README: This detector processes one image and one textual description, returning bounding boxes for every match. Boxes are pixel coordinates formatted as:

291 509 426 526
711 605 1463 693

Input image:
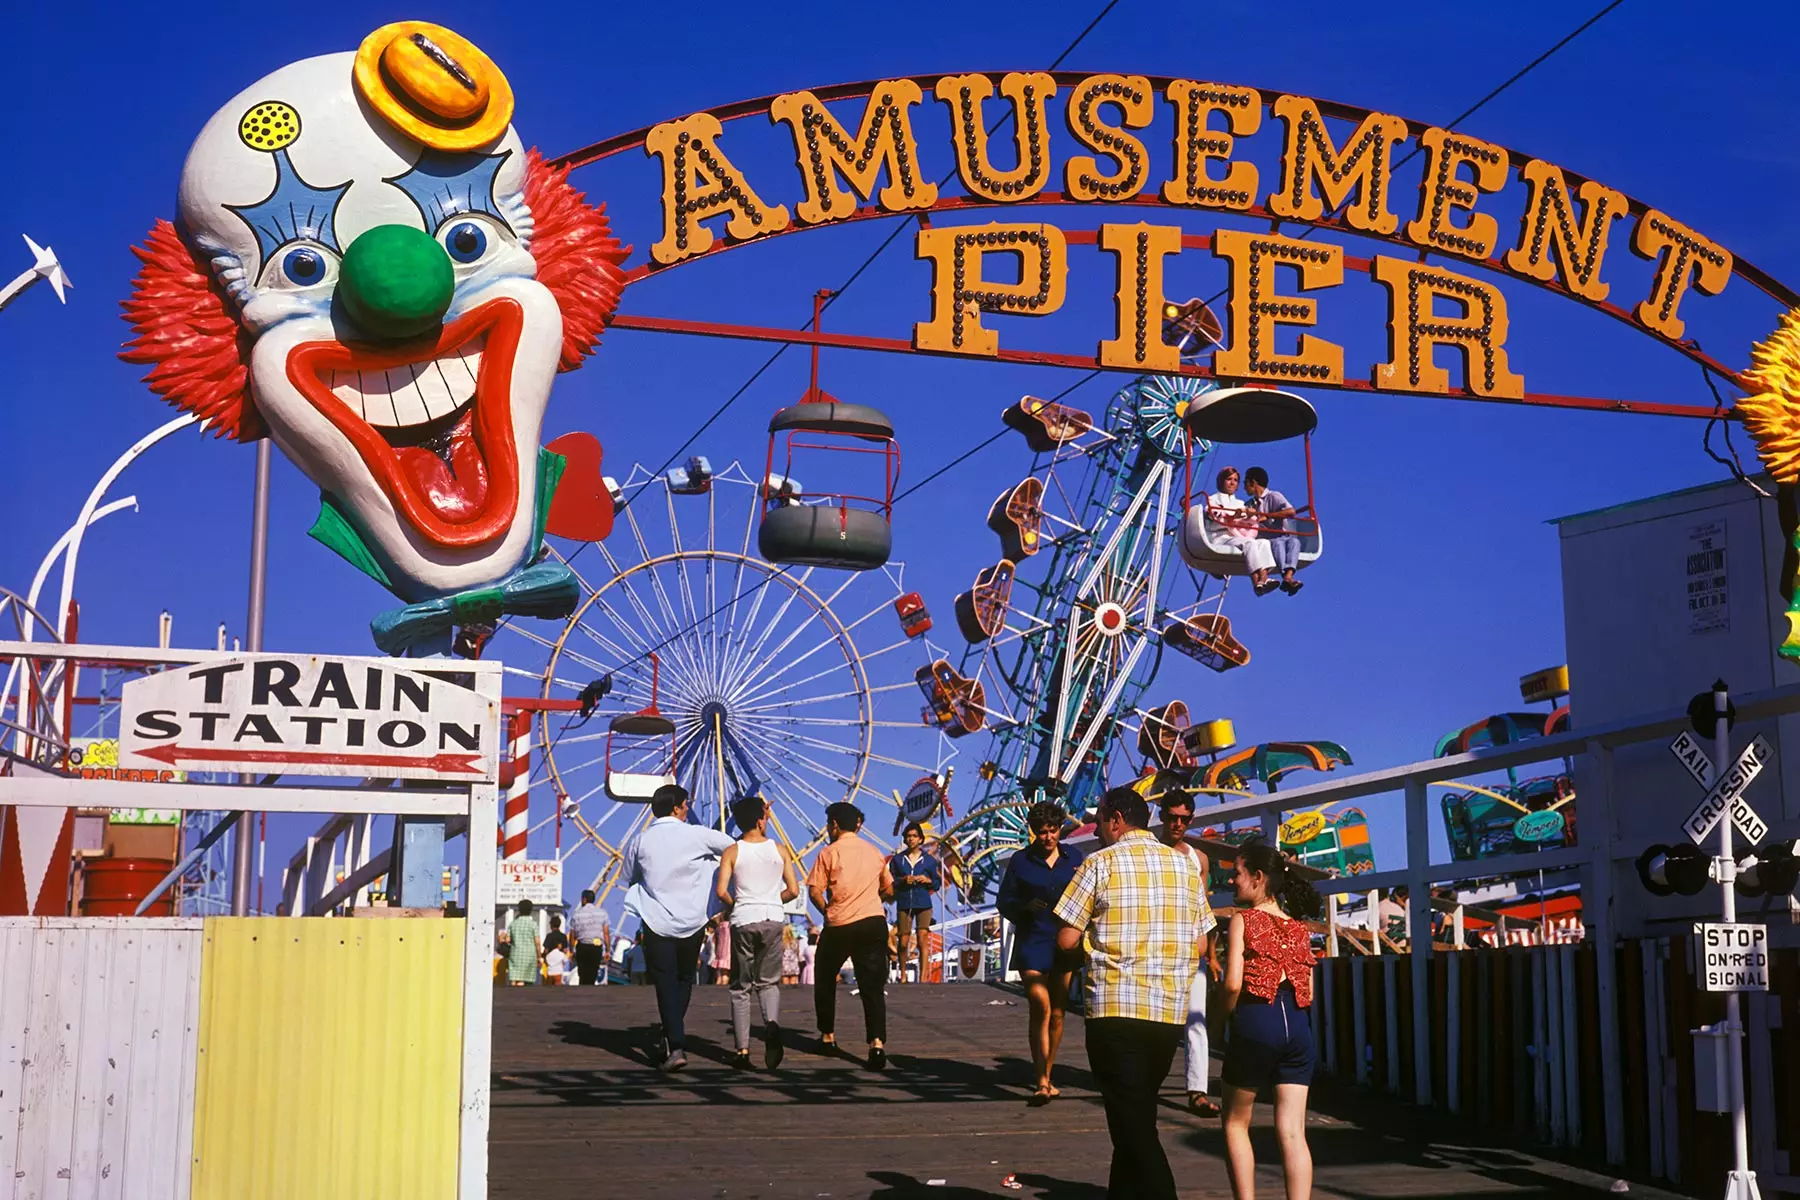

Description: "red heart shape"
544 431 614 542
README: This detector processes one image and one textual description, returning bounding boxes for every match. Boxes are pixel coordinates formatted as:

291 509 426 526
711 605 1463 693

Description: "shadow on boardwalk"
490 983 1684 1199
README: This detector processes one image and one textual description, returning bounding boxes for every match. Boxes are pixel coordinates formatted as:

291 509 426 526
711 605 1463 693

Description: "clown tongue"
392 405 490 523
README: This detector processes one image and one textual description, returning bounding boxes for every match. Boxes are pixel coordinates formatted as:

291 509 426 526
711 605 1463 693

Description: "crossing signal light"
1636 843 1711 896
1735 840 1800 897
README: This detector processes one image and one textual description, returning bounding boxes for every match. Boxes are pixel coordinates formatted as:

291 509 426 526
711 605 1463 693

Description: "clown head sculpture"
124 22 625 654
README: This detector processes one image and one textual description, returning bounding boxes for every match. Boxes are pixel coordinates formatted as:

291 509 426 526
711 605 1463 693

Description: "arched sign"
555 73 1796 421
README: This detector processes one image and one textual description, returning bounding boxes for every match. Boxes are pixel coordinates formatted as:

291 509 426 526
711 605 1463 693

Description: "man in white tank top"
715 796 802 1069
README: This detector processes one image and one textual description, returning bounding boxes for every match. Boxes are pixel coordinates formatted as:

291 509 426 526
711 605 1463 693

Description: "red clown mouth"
286 298 524 549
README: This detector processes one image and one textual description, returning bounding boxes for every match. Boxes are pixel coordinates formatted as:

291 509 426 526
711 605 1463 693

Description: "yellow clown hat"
354 21 514 152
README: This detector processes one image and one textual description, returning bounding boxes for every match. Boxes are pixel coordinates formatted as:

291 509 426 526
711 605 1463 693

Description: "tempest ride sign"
119 654 498 783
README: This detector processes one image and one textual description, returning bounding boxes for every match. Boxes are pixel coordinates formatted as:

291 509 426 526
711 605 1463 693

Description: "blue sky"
3 0 1797 901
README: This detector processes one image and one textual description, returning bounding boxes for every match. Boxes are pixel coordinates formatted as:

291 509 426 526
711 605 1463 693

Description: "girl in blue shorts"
1216 842 1323 1199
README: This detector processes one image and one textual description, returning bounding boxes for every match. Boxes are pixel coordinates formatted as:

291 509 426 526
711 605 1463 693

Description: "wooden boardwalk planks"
490 982 1687 1199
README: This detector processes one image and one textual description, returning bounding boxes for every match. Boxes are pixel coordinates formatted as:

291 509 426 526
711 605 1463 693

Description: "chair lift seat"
610 712 677 736
768 400 895 440
760 503 891 570
1180 386 1318 444
1163 613 1251 671
606 770 678 802
1177 506 1321 577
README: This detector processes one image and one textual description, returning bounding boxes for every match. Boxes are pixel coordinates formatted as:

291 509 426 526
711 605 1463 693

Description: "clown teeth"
326 337 486 430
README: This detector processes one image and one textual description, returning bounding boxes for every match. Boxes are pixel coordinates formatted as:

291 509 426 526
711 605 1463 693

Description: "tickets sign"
496 859 563 906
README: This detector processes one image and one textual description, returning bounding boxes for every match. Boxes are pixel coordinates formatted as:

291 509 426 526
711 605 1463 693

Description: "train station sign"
1696 921 1769 992
119 654 499 783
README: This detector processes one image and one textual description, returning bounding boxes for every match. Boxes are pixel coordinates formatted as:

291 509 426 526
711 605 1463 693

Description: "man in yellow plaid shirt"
1056 785 1211 1199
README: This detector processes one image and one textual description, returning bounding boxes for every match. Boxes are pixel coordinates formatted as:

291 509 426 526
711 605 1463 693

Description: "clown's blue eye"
282 246 328 286
444 221 487 264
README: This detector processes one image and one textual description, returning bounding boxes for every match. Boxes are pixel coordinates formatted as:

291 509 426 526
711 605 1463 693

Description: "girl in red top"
1215 842 1323 1199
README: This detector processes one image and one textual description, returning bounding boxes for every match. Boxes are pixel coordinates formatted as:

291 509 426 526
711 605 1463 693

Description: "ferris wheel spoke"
718 568 816 698
584 552 675 658
719 575 823 700
724 578 860 704
731 680 901 715
727 615 859 710
729 657 861 714
742 718 925 777
619 506 707 685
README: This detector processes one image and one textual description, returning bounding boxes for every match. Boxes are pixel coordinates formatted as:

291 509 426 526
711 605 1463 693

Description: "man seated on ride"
1244 467 1303 596
1207 467 1277 595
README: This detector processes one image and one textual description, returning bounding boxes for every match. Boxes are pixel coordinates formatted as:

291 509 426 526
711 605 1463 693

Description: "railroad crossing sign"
1695 921 1770 992
1669 730 1771 845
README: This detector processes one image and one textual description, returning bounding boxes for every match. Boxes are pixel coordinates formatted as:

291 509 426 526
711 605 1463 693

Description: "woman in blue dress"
996 801 1085 1103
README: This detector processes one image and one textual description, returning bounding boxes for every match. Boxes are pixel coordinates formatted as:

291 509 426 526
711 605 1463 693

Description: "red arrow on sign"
133 744 486 775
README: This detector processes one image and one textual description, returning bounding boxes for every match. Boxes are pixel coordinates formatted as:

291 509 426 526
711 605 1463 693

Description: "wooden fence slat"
1577 944 1602 1157
1619 939 1649 1175
1475 951 1493 1125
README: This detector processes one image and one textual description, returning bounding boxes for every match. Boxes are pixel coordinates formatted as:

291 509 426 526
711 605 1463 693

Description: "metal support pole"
1587 743 1627 1165
1711 681 1759 1200
1405 777 1432 1105
231 438 272 916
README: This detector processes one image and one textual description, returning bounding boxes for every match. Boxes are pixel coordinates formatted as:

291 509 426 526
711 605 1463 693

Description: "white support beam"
1405 778 1431 1105
0 776 468 816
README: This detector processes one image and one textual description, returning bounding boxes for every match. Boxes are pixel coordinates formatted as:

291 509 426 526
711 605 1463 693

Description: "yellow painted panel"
190 917 463 1199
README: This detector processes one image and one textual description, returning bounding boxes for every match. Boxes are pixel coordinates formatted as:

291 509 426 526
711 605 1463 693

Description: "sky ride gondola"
758 395 898 571
1178 386 1324 578
604 652 677 802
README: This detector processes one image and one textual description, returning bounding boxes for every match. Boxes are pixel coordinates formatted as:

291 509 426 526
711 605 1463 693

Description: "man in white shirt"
622 784 736 1071
1206 466 1277 595
1157 790 1220 1116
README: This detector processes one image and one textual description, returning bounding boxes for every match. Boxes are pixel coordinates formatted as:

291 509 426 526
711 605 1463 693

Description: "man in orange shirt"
807 802 894 1069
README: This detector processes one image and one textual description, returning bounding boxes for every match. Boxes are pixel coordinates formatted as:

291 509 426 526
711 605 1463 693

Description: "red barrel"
81 858 176 917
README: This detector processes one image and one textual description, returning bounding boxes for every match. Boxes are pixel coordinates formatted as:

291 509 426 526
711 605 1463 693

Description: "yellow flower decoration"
1737 307 1800 484
238 102 302 152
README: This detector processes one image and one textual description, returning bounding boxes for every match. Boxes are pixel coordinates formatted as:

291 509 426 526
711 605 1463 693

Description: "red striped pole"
500 712 531 862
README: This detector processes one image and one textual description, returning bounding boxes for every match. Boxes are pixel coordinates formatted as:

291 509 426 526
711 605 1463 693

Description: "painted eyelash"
388 149 515 235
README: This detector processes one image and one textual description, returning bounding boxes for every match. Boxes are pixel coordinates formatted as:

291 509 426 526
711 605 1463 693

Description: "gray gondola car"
758 401 897 571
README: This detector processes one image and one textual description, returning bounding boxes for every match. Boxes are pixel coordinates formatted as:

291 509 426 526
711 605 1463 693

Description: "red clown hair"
120 149 629 442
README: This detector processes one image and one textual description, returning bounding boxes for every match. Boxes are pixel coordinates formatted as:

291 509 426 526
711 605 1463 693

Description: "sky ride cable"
495 0 1125 649
1195 0 1631 313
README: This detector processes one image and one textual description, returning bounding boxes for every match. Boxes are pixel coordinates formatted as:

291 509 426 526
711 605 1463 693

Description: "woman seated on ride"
1214 842 1324 1199
1206 467 1278 596
995 801 1086 1103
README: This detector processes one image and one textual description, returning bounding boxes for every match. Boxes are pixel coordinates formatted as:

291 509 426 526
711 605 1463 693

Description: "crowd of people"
497 780 1324 1199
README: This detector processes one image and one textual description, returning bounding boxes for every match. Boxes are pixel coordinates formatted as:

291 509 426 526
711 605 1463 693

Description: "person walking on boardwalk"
1054 786 1209 1199
807 802 894 1070
889 822 942 983
568 889 613 985
995 800 1084 1104
505 898 541 986
621 784 736 1072
1216 841 1324 1200
1157 789 1220 1116
715 795 802 1069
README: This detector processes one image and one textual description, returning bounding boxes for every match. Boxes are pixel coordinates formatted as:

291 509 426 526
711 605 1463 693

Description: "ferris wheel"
929 300 1327 901
926 376 1210 896
498 458 953 896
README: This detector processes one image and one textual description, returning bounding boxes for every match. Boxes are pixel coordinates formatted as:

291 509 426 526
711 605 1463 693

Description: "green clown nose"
337 225 454 339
